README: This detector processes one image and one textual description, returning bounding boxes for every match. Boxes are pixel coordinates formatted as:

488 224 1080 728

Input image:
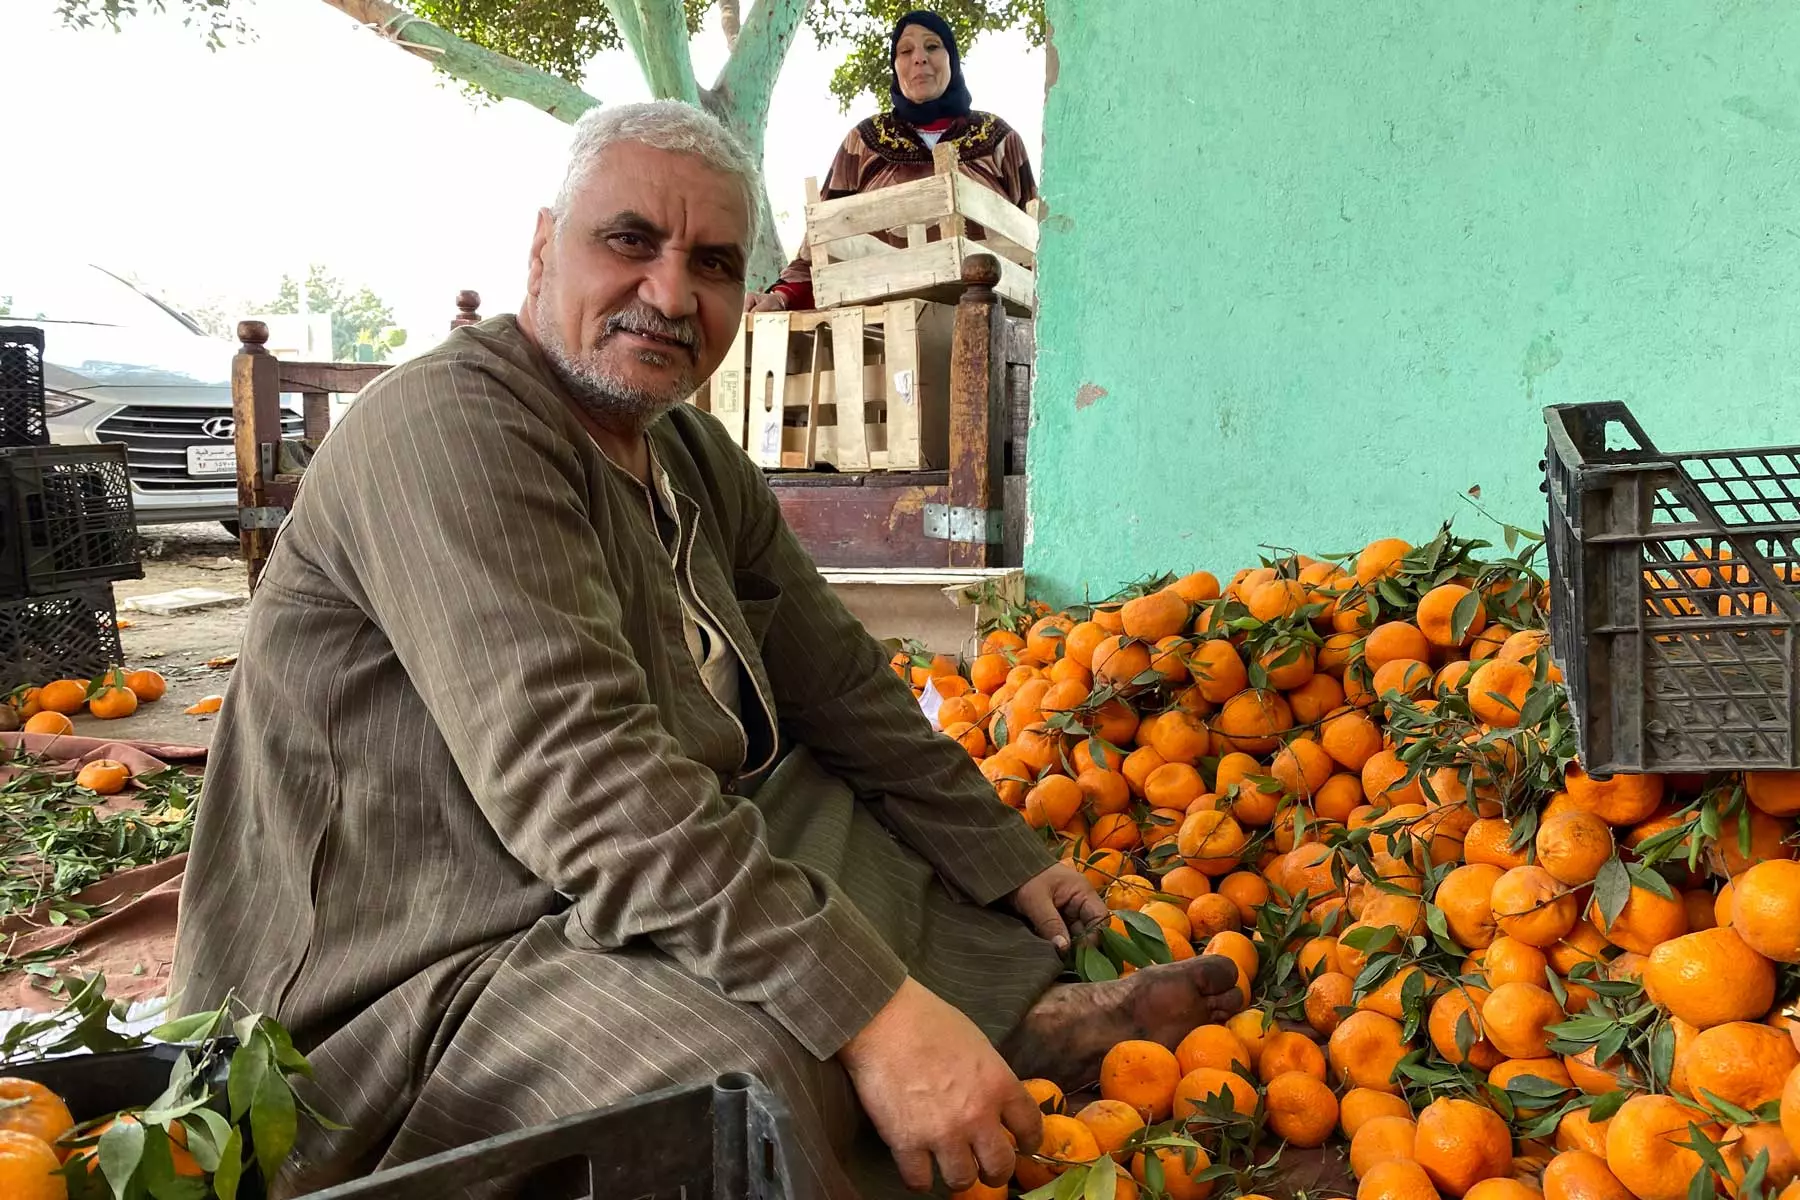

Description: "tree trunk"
311 0 812 287
315 0 599 120
720 0 742 48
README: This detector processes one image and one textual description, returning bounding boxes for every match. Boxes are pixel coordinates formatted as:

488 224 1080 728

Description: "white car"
2 261 298 529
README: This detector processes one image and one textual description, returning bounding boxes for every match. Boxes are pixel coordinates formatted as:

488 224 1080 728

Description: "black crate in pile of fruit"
0 326 50 447
0 584 123 691
0 443 142 597
5 1041 234 1124
1543 401 1800 774
307 1073 801 1200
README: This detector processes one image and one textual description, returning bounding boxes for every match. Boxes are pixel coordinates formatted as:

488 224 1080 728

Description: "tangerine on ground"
1342 1088 1416 1138
1140 900 1193 944
1078 768 1133 817
1186 894 1242 938
1563 1045 1636 1095
1248 578 1309 623
1563 766 1663 826
1490 866 1579 948
1362 749 1426 808
1414 1097 1513 1197
1265 1070 1339 1147
1175 1024 1252 1077
22 712 73 736
1024 775 1083 831
1093 637 1154 691
1177 811 1248 875
1542 1151 1634 1200
1555 1110 1611 1159
1604 1095 1722 1200
1488 1058 1574 1115
949 1183 1008 1200
1357 539 1413 586
1729 860 1800 962
1149 709 1210 764
1025 615 1075 663
1089 812 1143 852
1106 875 1157 911
1733 1121 1800 1191
1317 773 1366 824
1464 818 1531 871
36 680 86 715
1131 1145 1215 1200
1173 571 1223 604
1015 1114 1100 1190
1437 863 1504 950
1121 747 1168 797
1023 1078 1064 1113
1481 938 1550 989
1683 1021 1799 1111
1681 890 1717 932
1145 763 1205 810
1482 981 1566 1060
1546 920 1611 976
1216 872 1270 924
1075 1099 1146 1161
1535 811 1614 887
1227 1009 1275 1061
1644 927 1776 1028
1589 884 1687 956
87 680 138 720
1466 660 1533 728
1259 1030 1328 1083
123 669 166 702
1358 1158 1442 1200
1064 621 1110 670
0 1129 66 1200
1122 590 1191 642
1172 1067 1257 1119
74 759 130 795
1747 771 1800 817
1351 1114 1420 1178
1290 674 1347 725
1366 622 1433 672
1100 1040 1182 1123
1187 641 1249 704
1212 689 1295 755
1418 584 1488 648
0 1080 73 1145
1463 1182 1541 1200
1329 1010 1410 1094
1305 972 1355 1037
1272 738 1335 798
1429 987 1502 1070
1157 866 1212 902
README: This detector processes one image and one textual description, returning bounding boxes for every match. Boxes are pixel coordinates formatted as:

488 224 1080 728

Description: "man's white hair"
553 101 762 246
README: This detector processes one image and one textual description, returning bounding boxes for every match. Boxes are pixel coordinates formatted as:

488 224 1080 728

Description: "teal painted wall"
1026 1 1800 604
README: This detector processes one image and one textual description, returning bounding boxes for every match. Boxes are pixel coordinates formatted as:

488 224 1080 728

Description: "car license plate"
186 444 236 478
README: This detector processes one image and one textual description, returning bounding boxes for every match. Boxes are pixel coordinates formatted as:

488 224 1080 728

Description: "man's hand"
1008 864 1109 953
839 977 1044 1193
744 290 789 313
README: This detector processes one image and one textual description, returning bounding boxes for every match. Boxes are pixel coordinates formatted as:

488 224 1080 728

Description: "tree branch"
720 0 741 48
604 0 702 104
316 0 601 123
710 0 811 154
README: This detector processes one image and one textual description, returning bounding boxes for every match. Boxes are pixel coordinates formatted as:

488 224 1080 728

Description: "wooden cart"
230 258 1029 589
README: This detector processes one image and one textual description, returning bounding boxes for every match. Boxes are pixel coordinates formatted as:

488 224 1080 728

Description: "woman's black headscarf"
888 10 973 125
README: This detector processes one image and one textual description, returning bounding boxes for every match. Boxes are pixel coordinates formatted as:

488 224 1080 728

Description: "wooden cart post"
944 254 1007 568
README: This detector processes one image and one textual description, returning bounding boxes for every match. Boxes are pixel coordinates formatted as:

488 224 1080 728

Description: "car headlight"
42 390 91 418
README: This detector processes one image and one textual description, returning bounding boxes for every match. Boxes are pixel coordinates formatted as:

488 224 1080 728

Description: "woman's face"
894 23 952 104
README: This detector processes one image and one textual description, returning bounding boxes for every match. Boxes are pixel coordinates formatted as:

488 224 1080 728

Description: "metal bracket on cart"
923 504 1003 545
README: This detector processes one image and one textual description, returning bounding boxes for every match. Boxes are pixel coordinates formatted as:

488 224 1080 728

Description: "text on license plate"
186 444 236 478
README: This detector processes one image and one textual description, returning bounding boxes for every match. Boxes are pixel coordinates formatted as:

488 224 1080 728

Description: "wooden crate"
822 567 1024 660
691 300 955 472
805 143 1039 314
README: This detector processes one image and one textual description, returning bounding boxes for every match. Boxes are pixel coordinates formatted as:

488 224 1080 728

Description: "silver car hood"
26 320 236 398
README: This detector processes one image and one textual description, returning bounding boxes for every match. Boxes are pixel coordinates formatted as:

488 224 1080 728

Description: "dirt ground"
76 522 250 748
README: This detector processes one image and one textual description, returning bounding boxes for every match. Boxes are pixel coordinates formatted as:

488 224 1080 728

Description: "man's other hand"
839 977 1044 1193
1008 864 1108 954
744 290 788 313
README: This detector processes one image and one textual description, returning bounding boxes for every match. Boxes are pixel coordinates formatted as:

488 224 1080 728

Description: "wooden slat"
746 312 791 466
708 319 749 445
806 174 954 247
232 346 283 590
884 301 923 471
276 361 390 394
952 175 1039 255
774 482 949 569
814 239 1036 314
824 310 871 471
1003 317 1035 368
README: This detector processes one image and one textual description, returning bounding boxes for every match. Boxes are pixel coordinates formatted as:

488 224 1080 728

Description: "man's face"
524 141 751 430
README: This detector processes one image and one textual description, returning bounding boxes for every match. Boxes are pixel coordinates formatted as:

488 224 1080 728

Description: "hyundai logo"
200 416 235 440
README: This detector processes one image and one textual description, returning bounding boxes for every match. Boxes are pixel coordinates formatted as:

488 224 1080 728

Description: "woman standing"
747 9 1039 312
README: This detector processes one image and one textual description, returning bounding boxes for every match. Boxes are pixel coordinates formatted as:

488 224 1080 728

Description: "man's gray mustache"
603 309 698 350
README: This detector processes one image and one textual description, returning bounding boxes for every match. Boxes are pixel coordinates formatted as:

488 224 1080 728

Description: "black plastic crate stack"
0 325 49 447
0 328 142 690
1544 400 1800 775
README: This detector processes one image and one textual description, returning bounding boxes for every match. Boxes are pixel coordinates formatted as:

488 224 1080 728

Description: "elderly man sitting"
171 101 1241 1199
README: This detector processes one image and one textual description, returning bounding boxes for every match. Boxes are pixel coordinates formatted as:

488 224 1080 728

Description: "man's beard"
533 295 700 433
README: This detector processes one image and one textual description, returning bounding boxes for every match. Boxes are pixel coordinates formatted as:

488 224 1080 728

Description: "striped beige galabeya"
171 315 1062 1198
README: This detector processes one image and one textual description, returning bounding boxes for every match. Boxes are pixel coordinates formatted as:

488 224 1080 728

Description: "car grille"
94 405 302 491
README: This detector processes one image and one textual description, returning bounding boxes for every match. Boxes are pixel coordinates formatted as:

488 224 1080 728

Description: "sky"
1 2 1046 359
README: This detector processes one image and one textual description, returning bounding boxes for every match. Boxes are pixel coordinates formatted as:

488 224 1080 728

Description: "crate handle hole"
715 1072 754 1093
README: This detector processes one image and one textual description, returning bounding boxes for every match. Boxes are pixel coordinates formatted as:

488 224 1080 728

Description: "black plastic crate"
1544 401 1800 774
0 584 123 691
308 1073 802 1200
5 1041 231 1123
0 326 50 447
0 443 142 597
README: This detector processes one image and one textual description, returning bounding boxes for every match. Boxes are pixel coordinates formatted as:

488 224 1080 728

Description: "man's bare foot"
1000 955 1243 1090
